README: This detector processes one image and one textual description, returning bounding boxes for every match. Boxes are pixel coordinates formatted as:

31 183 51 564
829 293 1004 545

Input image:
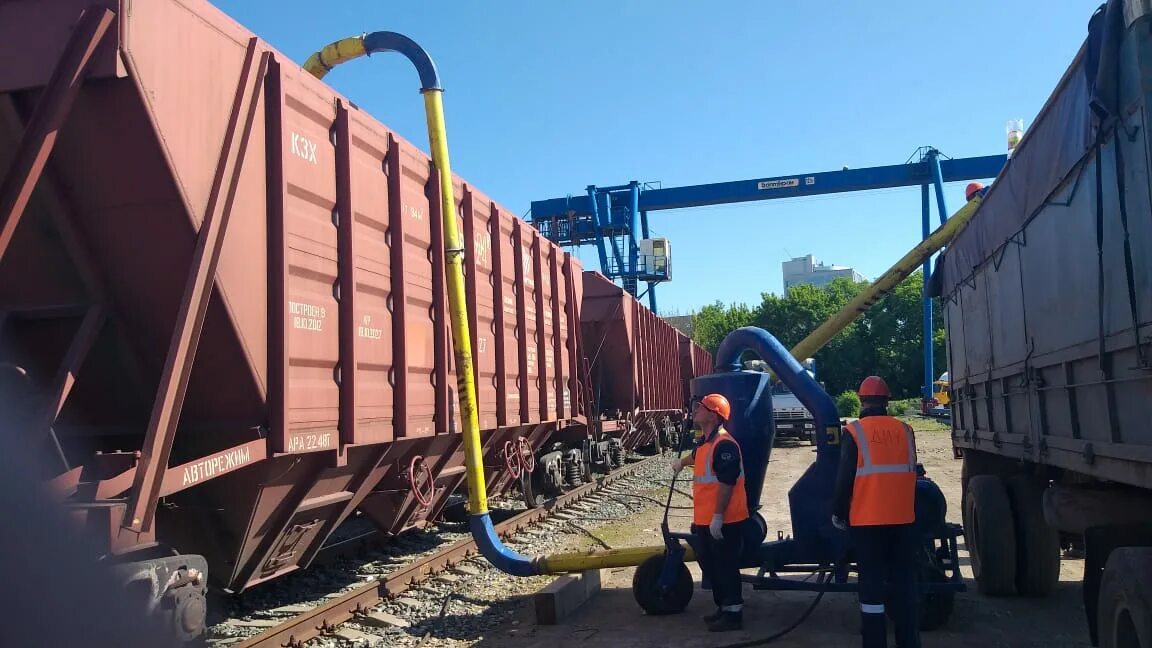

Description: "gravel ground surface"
205 453 671 648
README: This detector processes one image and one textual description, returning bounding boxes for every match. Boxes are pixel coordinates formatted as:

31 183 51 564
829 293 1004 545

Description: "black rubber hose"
711 569 834 648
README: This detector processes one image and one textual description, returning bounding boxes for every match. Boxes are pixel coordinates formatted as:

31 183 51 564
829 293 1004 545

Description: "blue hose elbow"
469 513 539 577
362 31 441 90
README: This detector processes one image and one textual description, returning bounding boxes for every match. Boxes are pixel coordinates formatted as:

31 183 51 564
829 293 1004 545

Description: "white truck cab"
744 358 817 445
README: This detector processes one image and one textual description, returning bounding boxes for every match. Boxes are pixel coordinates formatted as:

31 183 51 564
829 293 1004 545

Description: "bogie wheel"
580 441 593 483
603 446 618 472
632 554 693 615
1004 475 1061 597
963 474 1018 595
1098 547 1152 648
521 469 543 509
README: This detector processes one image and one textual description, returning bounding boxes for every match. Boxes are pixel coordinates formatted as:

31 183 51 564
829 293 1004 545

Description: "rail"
235 454 661 648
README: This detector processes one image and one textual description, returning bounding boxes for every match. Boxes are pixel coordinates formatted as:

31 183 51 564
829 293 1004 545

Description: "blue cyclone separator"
708 326 847 566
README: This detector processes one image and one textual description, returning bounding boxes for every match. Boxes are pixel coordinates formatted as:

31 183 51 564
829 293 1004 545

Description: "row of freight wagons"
0 0 712 627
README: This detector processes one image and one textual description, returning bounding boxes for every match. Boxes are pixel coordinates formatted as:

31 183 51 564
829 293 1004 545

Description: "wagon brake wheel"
408 455 436 508
503 440 522 481
516 437 536 474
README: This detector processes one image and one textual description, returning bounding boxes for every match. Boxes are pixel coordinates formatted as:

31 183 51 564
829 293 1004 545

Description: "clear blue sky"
216 0 1100 315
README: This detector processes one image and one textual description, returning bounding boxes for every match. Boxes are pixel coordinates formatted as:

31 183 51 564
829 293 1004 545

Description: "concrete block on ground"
534 569 604 625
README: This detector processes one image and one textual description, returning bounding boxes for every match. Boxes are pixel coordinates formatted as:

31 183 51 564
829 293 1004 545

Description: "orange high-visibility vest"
692 429 750 525
845 417 918 527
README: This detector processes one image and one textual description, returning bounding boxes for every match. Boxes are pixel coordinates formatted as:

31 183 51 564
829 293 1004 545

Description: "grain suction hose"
304 32 540 576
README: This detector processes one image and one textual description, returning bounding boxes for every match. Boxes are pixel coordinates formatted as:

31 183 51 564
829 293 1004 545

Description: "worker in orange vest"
832 376 921 648
670 393 749 632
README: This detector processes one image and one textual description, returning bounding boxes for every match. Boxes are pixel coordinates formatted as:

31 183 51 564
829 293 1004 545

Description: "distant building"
782 254 864 294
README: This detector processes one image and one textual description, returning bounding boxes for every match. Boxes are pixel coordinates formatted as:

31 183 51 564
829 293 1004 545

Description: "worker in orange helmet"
832 376 921 648
670 393 749 632
965 182 986 201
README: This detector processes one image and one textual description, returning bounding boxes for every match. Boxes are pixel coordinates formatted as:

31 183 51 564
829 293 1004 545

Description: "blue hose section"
469 513 538 577
715 326 840 441
363 31 442 90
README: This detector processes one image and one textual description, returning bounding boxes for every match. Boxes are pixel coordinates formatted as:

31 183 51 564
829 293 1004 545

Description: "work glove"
669 456 683 475
709 514 724 541
831 514 848 532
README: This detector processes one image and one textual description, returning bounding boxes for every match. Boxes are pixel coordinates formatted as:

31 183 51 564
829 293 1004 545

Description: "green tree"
835 390 861 417
691 301 755 355
685 272 947 400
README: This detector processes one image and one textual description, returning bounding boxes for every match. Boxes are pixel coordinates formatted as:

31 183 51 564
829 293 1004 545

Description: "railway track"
227 453 664 648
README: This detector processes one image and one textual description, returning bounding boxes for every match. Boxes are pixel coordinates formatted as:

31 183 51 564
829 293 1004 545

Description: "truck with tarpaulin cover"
929 2 1152 646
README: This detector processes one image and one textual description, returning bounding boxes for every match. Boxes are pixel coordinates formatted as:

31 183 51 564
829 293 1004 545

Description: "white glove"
831 514 848 531
709 514 724 540
669 456 683 475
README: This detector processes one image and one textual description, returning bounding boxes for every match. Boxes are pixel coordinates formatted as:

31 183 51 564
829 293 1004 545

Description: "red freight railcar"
0 0 586 638
678 331 714 407
579 271 687 456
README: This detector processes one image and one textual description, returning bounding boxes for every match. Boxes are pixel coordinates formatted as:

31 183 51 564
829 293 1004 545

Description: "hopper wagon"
0 0 598 640
678 329 713 408
580 271 693 459
517 272 714 507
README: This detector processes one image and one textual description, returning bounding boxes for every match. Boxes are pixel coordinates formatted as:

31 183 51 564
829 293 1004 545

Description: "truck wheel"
963 475 1017 596
1097 547 1152 648
632 554 693 615
1005 475 1061 597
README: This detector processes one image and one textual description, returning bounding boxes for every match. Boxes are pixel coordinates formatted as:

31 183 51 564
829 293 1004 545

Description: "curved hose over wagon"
304 32 540 576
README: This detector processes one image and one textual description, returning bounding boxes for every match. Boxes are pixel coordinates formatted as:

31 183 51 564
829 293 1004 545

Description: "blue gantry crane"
529 147 1006 404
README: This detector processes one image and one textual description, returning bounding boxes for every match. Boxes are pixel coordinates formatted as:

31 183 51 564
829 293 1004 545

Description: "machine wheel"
918 562 955 631
1097 547 1152 648
1005 475 1061 597
884 548 954 631
963 474 1018 596
632 554 693 616
750 511 767 543
740 512 768 566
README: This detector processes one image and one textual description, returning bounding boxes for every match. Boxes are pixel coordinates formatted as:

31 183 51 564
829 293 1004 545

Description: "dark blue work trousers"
691 522 745 611
851 523 921 648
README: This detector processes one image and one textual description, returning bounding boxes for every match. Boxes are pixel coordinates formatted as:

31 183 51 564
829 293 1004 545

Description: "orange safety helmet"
699 393 731 422
965 182 984 201
857 376 891 399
